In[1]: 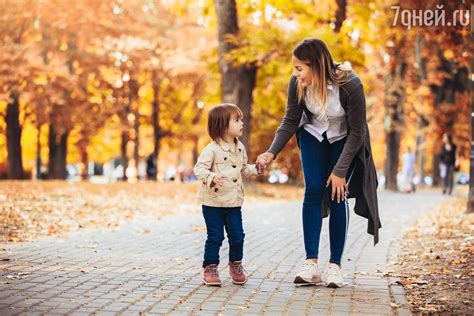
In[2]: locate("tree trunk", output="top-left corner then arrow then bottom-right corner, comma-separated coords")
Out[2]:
334,0 -> 347,33
130,77 -> 140,181
151,69 -> 160,181
47,33 -> 75,181
80,145 -> 89,180
385,131 -> 401,190
5,92 -> 24,179
192,135 -> 199,166
384,61 -> 407,191
432,153 -> 441,186
415,125 -> 425,186
133,110 -> 140,179
48,120 -> 68,179
414,35 -> 427,186
35,124 -> 42,179
469,94 -> 474,213
120,127 -> 129,181
214,0 -> 258,151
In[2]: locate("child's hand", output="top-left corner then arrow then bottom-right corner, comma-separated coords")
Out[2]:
257,152 -> 274,168
256,162 -> 264,175
212,175 -> 226,187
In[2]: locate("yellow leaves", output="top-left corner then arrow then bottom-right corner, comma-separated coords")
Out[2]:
33,74 -> 48,86
59,42 -> 68,51
88,95 -> 102,105
443,49 -> 454,60
392,198 -> 473,313
450,257 -> 467,265
0,181 -> 303,243
0,181 -> 202,242
190,225 -> 206,232
442,267 -> 452,274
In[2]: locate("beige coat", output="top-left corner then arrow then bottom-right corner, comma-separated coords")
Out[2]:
193,139 -> 257,207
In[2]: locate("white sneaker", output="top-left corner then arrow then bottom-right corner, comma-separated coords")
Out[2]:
325,263 -> 343,288
294,259 -> 321,284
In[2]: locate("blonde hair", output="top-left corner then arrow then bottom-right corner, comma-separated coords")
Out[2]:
207,103 -> 243,142
293,38 -> 353,119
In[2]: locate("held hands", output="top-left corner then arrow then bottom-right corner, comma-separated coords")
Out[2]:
326,172 -> 348,203
255,152 -> 275,175
256,152 -> 275,170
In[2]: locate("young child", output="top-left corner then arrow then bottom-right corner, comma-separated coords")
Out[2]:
193,103 -> 262,286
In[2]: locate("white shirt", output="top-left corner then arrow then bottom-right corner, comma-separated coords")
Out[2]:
303,84 -> 347,143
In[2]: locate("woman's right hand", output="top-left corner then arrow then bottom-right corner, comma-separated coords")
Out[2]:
257,152 -> 275,168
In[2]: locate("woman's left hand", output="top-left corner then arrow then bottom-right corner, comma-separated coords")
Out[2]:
326,173 -> 348,203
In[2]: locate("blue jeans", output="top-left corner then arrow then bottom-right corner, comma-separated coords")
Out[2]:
298,128 -> 350,265
202,205 -> 245,267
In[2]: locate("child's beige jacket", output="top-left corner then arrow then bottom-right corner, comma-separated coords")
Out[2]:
193,139 -> 257,207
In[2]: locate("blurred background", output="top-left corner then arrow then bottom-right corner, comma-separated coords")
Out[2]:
0,0 -> 471,192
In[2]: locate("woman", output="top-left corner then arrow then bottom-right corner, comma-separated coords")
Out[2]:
257,39 -> 380,288
440,133 -> 458,195
401,146 -> 416,193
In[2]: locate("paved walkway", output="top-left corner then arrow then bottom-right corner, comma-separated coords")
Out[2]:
0,190 -> 452,315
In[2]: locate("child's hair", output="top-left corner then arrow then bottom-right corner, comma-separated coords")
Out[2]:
207,103 -> 243,142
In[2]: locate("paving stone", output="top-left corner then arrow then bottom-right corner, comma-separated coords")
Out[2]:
0,191 -> 450,315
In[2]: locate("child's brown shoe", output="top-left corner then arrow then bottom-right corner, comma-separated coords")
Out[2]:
203,264 -> 221,286
229,261 -> 247,285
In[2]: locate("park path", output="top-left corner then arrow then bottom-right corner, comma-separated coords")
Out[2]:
0,190 -> 453,315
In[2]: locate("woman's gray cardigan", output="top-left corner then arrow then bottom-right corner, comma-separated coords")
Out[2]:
267,71 -> 381,244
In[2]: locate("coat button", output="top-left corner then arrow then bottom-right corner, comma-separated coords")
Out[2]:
238,148 -> 242,152
214,188 -> 218,192
233,179 -> 237,182
224,157 -> 227,160
232,165 -> 236,168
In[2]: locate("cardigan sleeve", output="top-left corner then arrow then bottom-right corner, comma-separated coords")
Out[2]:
267,75 -> 303,157
332,82 -> 367,178
240,147 -> 258,177
193,144 -> 217,188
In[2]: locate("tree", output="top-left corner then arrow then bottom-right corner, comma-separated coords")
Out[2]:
469,99 -> 473,213
0,0 -> 36,179
213,0 -> 257,150
5,92 -> 24,179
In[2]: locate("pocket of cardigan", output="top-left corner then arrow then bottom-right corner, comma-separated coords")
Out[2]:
210,178 -> 233,198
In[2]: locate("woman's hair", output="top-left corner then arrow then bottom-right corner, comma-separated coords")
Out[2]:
443,133 -> 453,145
293,38 -> 352,119
207,103 -> 243,142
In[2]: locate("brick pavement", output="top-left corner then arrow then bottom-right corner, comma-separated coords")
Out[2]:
0,190 -> 452,315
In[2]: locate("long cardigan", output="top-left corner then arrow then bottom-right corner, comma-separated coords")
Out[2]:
267,71 -> 381,244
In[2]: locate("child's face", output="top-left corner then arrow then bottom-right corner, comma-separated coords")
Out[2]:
226,113 -> 243,138
292,55 -> 313,87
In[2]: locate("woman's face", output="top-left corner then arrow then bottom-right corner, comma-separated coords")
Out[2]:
442,134 -> 448,143
292,55 -> 313,87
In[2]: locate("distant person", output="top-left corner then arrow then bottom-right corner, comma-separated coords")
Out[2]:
193,104 -> 263,287
440,133 -> 458,195
401,146 -> 416,193
146,154 -> 157,180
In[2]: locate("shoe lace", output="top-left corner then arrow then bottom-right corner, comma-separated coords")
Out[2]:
207,266 -> 218,276
327,264 -> 340,277
231,263 -> 243,274
301,261 -> 316,273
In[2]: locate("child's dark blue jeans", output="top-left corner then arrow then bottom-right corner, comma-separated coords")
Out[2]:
202,205 -> 245,267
